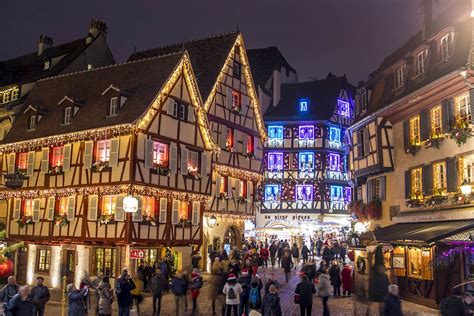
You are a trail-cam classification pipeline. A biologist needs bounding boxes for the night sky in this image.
[0,0,456,84]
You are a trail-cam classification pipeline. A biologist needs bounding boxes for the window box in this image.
[405,144,421,155]
[218,192,229,200]
[154,164,171,176]
[405,191,424,208]
[98,214,116,225]
[54,214,69,227]
[4,172,26,189]
[17,216,33,228]
[48,165,64,176]
[188,169,201,180]
[424,137,443,149]
[142,214,157,226]
[231,104,242,114]
[237,196,248,204]
[449,119,473,147]
[91,161,111,173]
[176,218,192,227]
[424,190,448,207]
[245,152,255,160]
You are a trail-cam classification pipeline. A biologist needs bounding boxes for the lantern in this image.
[460,180,472,196]
[208,215,217,227]
[123,195,139,213]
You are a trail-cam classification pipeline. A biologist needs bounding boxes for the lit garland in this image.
[203,212,254,221]
[131,184,211,205]
[214,164,262,183]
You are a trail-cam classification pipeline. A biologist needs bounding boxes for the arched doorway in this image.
[223,226,240,254]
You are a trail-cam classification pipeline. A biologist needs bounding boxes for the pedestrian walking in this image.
[329,261,341,297]
[150,270,167,315]
[264,273,280,295]
[262,284,282,316]
[317,271,331,316]
[281,251,292,282]
[66,284,88,316]
[277,244,284,267]
[209,262,225,315]
[223,274,242,316]
[316,238,323,257]
[301,260,316,281]
[6,285,34,316]
[171,273,188,316]
[339,244,347,263]
[190,271,203,312]
[295,275,316,316]
[260,246,270,269]
[250,253,260,276]
[130,274,144,314]
[97,277,113,316]
[383,284,403,316]
[2,275,20,316]
[269,242,277,267]
[116,269,136,316]
[291,244,300,269]
[249,276,263,309]
[301,243,310,264]
[341,263,352,296]
[239,283,250,316]
[31,276,50,316]
[79,271,93,315]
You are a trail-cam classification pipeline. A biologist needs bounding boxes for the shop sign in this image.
[395,209,474,223]
[130,249,146,259]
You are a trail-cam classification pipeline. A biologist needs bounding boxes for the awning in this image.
[374,220,474,244]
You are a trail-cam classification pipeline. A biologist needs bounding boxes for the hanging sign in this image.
[130,249,146,259]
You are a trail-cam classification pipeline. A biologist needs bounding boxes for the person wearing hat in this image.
[237,269,252,288]
[190,270,203,312]
[31,276,50,316]
[223,273,242,316]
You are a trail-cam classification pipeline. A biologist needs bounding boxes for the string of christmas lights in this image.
[214,164,263,182]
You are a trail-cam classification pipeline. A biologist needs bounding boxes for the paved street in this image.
[42,265,439,316]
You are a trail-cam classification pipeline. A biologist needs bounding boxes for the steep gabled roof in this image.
[128,32,239,99]
[264,74,354,122]
[0,36,112,87]
[1,53,184,144]
[247,46,297,90]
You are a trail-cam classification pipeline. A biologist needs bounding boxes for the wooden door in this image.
[62,250,76,284]
[16,250,28,285]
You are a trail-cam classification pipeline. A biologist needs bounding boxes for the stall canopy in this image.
[374,220,474,244]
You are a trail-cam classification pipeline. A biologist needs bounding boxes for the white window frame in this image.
[431,106,442,137]
[462,154,474,183]
[52,146,64,167]
[457,94,471,122]
[109,97,119,116]
[394,65,405,89]
[441,32,453,61]
[433,162,446,191]
[96,139,111,162]
[416,50,427,76]
[28,115,37,130]
[64,106,73,124]
[43,60,50,70]
[411,168,423,196]
[187,150,199,172]
[153,141,168,166]
[179,103,186,121]
[409,116,420,145]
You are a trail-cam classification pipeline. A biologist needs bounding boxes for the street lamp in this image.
[123,195,139,213]
[460,180,472,197]
[208,215,217,227]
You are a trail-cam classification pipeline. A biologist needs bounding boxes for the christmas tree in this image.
[164,247,176,281]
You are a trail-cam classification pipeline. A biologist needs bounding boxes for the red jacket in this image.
[260,248,269,260]
[341,265,352,292]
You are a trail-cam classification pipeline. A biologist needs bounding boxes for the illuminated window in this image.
[457,95,471,123]
[94,248,116,277]
[142,196,155,217]
[153,142,168,166]
[24,199,34,217]
[240,180,247,198]
[96,140,111,162]
[330,186,344,201]
[246,135,254,154]
[52,146,64,167]
[461,155,474,183]
[409,116,420,145]
[299,98,309,112]
[36,249,51,273]
[28,115,37,130]
[179,201,189,220]
[102,195,118,216]
[59,197,68,216]
[394,64,405,89]
[187,150,199,173]
[17,153,28,170]
[109,97,119,116]
[233,60,241,79]
[299,152,314,171]
[3,91,10,103]
[415,50,427,76]
[219,176,228,194]
[63,107,73,124]
[295,184,313,201]
[231,91,241,110]
[226,128,234,150]
[268,126,283,139]
[431,106,442,137]
[411,168,423,197]
[337,99,351,117]
[267,153,283,170]
[433,162,446,191]
[299,126,314,140]
[11,88,19,101]
[344,187,352,202]
[329,153,341,171]
[264,185,281,202]
[440,32,453,61]
[329,127,341,143]
[43,60,50,70]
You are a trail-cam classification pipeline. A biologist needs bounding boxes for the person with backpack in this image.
[249,276,263,310]
[223,274,242,316]
[171,273,188,316]
[301,243,310,264]
[291,244,300,270]
[115,269,136,316]
[190,271,203,312]
[261,284,282,316]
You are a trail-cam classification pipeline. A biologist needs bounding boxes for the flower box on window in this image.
[231,104,241,113]
[154,163,171,176]
[54,214,68,227]
[17,216,33,228]
[237,196,248,204]
[405,191,424,208]
[188,166,201,180]
[176,218,192,227]
[424,189,448,207]
[98,214,116,225]
[4,172,26,189]
[142,214,157,226]
[48,165,64,176]
[424,137,443,149]
[405,144,421,155]
[450,119,473,147]
[218,192,229,200]
[91,161,111,173]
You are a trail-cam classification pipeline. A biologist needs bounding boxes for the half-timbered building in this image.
[257,74,354,241]
[0,51,218,288]
[349,0,474,307]
[129,32,267,268]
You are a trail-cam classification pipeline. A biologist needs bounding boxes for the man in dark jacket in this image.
[281,251,292,282]
[31,276,50,316]
[237,269,252,287]
[171,273,188,315]
[295,275,316,316]
[316,238,323,257]
[6,285,34,316]
[150,270,168,315]
[301,244,310,264]
[383,284,403,316]
[262,284,282,316]
[329,261,341,297]
[269,242,278,267]
[264,273,280,295]
[2,275,20,314]
[277,244,284,267]
[116,269,136,316]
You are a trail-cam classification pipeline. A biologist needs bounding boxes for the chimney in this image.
[421,0,432,40]
[87,19,108,43]
[272,69,281,107]
[38,35,54,56]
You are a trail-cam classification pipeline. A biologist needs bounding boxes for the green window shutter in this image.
[422,164,433,196]
[420,110,430,141]
[469,88,474,125]
[403,121,409,150]
[446,157,459,193]
[441,99,454,132]
[405,170,411,199]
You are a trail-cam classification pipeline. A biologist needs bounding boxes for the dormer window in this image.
[63,107,73,124]
[28,115,37,130]
[394,64,405,89]
[415,50,427,76]
[440,32,454,61]
[43,60,50,70]
[108,97,119,116]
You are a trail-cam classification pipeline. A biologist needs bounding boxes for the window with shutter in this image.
[13,199,21,221]
[33,199,41,222]
[51,146,64,167]
[109,138,119,167]
[166,98,177,117]
[23,199,34,217]
[88,195,98,221]
[227,176,233,198]
[456,94,471,123]
[159,198,167,223]
[115,196,124,221]
[96,140,111,163]
[83,141,93,169]
[192,201,200,225]
[172,200,179,224]
[17,153,28,170]
[26,151,35,176]
[446,158,459,192]
[40,147,50,173]
[67,196,75,221]
[187,106,195,123]
[169,144,178,173]
[411,168,423,198]
[180,147,189,175]
[144,139,154,169]
[7,153,15,174]
[430,106,442,138]
[108,97,119,116]
[132,197,143,222]
[409,116,421,145]
[62,144,71,172]
[422,164,433,196]
[46,197,55,220]
[200,152,208,178]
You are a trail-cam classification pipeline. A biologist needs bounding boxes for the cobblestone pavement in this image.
[43,265,440,316]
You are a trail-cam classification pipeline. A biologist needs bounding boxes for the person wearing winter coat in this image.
[250,253,260,276]
[130,275,143,314]
[150,270,168,315]
[223,274,242,316]
[264,273,280,295]
[116,269,136,316]
[316,239,323,257]
[341,263,352,296]
[31,276,50,316]
[209,260,225,315]
[171,273,188,316]
[318,272,331,316]
[238,269,252,288]
[295,275,316,316]
[261,284,282,316]
[97,277,113,316]
[6,285,34,316]
[329,261,341,297]
[2,275,20,316]
[383,284,403,316]
[67,284,88,316]
[339,245,347,263]
[301,261,316,282]
[269,243,278,267]
[190,271,203,312]
[239,283,250,316]
[291,244,300,269]
[322,246,332,264]
[281,251,292,282]
[301,244,310,264]
[260,247,270,269]
[277,245,284,267]
[249,276,263,309]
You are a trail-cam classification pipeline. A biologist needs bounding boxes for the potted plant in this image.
[142,214,157,226]
[424,136,442,149]
[155,161,170,176]
[176,218,192,227]
[405,191,424,208]
[405,144,421,155]
[424,189,447,207]
[54,214,68,227]
[17,216,33,228]
[48,165,64,175]
[98,214,115,225]
[188,166,201,180]
[91,161,111,172]
[450,118,473,147]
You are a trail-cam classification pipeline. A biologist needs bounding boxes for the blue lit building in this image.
[257,73,355,240]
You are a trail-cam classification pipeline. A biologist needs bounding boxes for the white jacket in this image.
[223,282,242,305]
